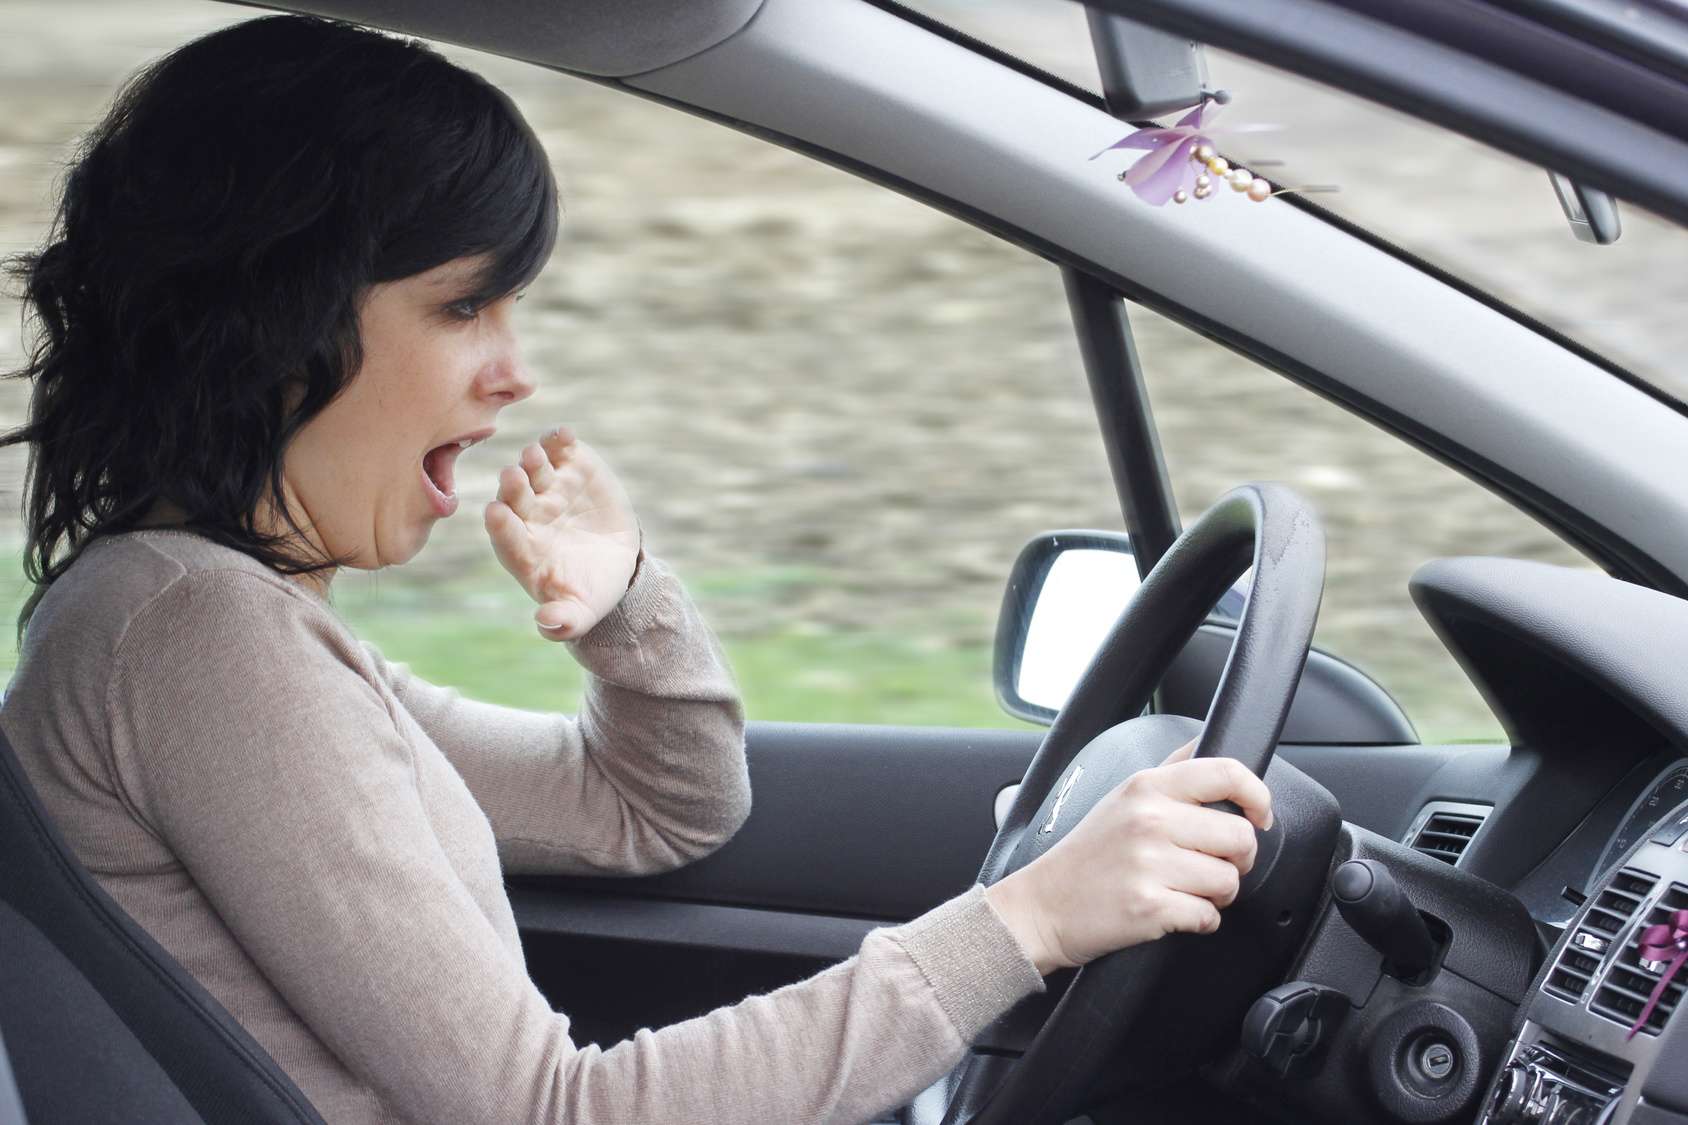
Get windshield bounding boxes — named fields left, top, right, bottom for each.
left=899, top=0, right=1688, bottom=406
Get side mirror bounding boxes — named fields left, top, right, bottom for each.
left=993, top=530, right=1247, bottom=723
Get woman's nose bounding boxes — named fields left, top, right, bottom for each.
left=479, top=359, right=536, bottom=406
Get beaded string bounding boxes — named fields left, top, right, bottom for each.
left=1090, top=97, right=1337, bottom=210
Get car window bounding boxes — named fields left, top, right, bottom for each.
left=0, top=6, right=1120, bottom=730
left=0, top=4, right=1602, bottom=743
left=1129, top=305, right=1596, bottom=744
left=330, top=39, right=1129, bottom=729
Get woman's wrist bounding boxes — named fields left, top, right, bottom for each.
left=983, top=870, right=1063, bottom=977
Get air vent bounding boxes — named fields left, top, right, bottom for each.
left=1405, top=802, right=1490, bottom=866
left=1592, top=881, right=1688, bottom=1036
left=1545, top=867, right=1657, bottom=1004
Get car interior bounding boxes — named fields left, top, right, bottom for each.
left=2, top=1, right=1687, bottom=1124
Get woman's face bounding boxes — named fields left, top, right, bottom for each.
left=279, top=255, right=537, bottom=575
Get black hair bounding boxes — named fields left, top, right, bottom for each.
left=1, top=14, right=559, bottom=640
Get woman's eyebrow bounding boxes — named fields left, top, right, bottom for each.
left=427, top=265, right=484, bottom=291
left=417, top=252, right=496, bottom=292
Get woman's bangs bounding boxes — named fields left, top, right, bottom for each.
left=375, top=81, right=559, bottom=298
left=446, top=94, right=559, bottom=303
left=479, top=155, right=557, bottom=302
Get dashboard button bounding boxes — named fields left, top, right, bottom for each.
left=1489, top=1062, right=1530, bottom=1123
left=1571, top=931, right=1609, bottom=955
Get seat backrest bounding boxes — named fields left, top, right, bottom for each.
left=0, top=725, right=325, bottom=1125
left=0, top=1024, right=28, bottom=1125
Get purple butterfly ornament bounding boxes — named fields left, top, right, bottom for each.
left=1090, top=101, right=1218, bottom=206
left=1090, top=101, right=1266, bottom=207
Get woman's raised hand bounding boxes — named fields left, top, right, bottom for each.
left=983, top=736, right=1273, bottom=975
left=483, top=425, right=643, bottom=642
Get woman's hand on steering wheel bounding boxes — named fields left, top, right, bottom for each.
left=484, top=424, right=644, bottom=642
left=984, top=737, right=1274, bottom=976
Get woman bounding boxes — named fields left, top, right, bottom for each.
left=0, top=15, right=1271, bottom=1125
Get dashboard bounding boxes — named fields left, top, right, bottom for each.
left=1506, top=754, right=1688, bottom=930
left=1596, top=765, right=1688, bottom=883
left=1477, top=788, right=1688, bottom=1125
left=1367, top=558, right=1688, bottom=1125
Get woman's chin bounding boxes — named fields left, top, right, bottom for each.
left=395, top=523, right=435, bottom=565
left=365, top=520, right=434, bottom=570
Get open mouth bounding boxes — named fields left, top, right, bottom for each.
left=421, top=429, right=493, bottom=518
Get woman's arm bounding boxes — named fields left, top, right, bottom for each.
left=108, top=570, right=1044, bottom=1125
left=360, top=552, right=752, bottom=876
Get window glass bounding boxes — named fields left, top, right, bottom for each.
left=0, top=4, right=1122, bottom=729
left=898, top=2, right=1688, bottom=402
left=0, top=5, right=1606, bottom=742
left=1130, top=305, right=1595, bottom=744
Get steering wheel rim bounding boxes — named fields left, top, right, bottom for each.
left=937, top=483, right=1327, bottom=1125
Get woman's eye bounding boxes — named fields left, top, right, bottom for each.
left=447, top=299, right=481, bottom=321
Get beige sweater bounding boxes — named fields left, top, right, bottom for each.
left=1, top=529, right=1045, bottom=1124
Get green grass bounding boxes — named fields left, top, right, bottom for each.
left=328, top=574, right=1028, bottom=728
left=0, top=555, right=1497, bottom=741
left=295, top=559, right=1031, bottom=727
left=0, top=554, right=1029, bottom=727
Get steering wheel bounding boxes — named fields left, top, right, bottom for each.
left=929, top=483, right=1340, bottom=1125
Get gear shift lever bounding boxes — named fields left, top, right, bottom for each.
left=1332, top=859, right=1440, bottom=978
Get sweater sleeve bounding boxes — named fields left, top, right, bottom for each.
left=360, top=554, right=752, bottom=876
left=105, top=570, right=1046, bottom=1125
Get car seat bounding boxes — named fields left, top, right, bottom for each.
left=0, top=724, right=325, bottom=1124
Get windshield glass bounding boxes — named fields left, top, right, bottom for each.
left=901, top=0, right=1688, bottom=404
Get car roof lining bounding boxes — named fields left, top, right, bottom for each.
left=219, top=0, right=767, bottom=78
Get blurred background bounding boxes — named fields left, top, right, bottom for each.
left=2, top=1, right=1681, bottom=742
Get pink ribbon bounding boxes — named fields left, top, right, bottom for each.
left=1627, top=908, right=1688, bottom=1040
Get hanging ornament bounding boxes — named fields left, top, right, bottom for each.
left=1091, top=98, right=1340, bottom=213
left=1088, top=99, right=1225, bottom=207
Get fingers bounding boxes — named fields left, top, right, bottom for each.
left=1160, top=737, right=1199, bottom=765
left=497, top=464, right=536, bottom=520
left=535, top=597, right=590, bottom=641
left=483, top=497, right=520, bottom=540
left=1167, top=805, right=1260, bottom=874
left=520, top=442, right=559, bottom=494
left=539, top=424, right=577, bottom=467
left=1158, top=846, right=1244, bottom=908
left=1158, top=889, right=1223, bottom=937
left=1145, top=756, right=1274, bottom=832
left=483, top=499, right=531, bottom=571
